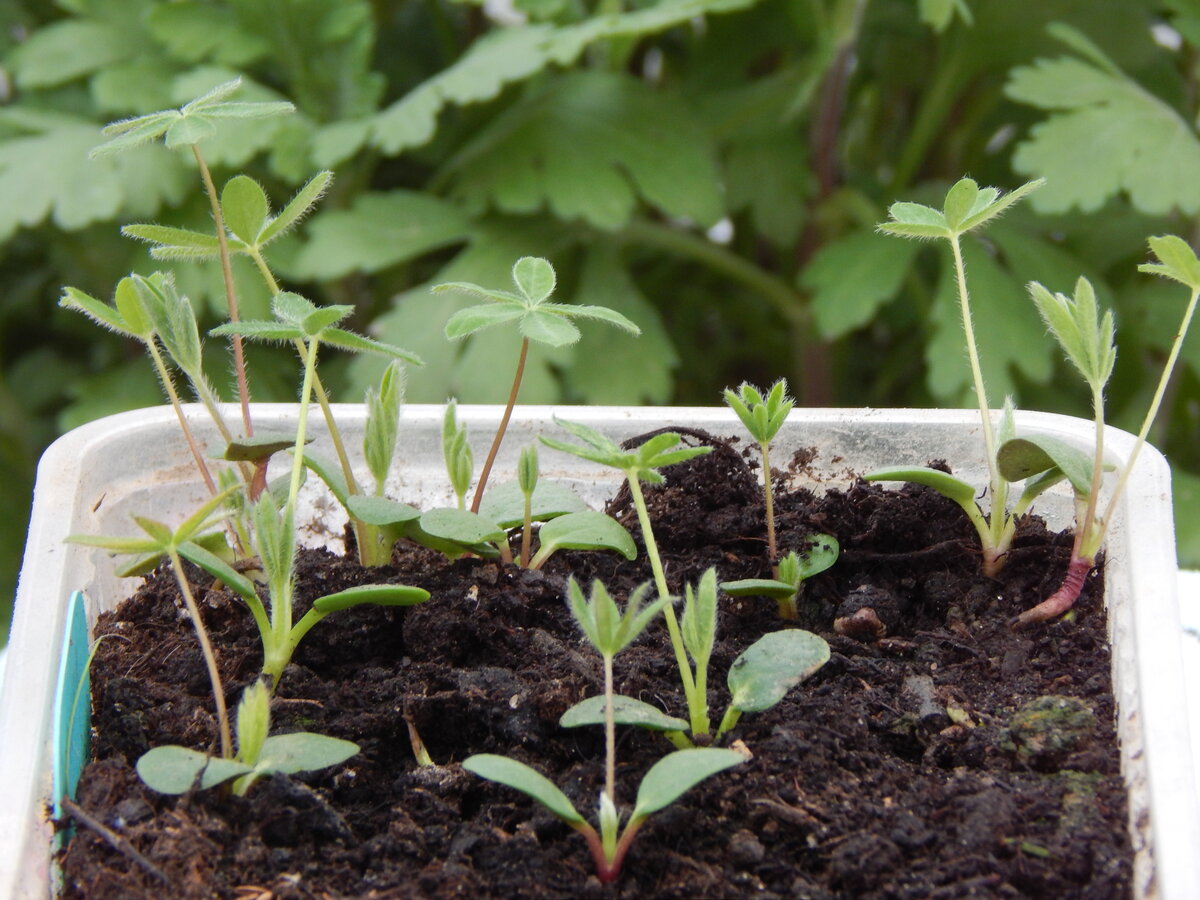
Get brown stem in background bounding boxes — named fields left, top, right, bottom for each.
left=470, top=338, right=529, bottom=514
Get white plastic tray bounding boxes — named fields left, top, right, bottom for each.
left=2, top=405, right=1195, bottom=898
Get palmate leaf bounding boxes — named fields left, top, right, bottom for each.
left=292, top=191, right=472, bottom=279
left=369, top=0, right=755, bottom=159
left=445, top=71, right=723, bottom=230
left=804, top=230, right=919, bottom=339
left=1006, top=24, right=1200, bottom=215
left=0, top=109, right=189, bottom=241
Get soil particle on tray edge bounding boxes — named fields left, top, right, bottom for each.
left=59, top=432, right=1132, bottom=899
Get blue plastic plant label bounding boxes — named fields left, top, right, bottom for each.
left=52, top=591, right=91, bottom=822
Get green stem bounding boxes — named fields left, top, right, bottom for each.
left=604, top=653, right=616, bottom=803
left=471, top=337, right=528, bottom=514
left=761, top=440, right=777, bottom=565
left=167, top=548, right=232, bottom=758
left=146, top=342, right=218, bottom=496
left=193, top=144, right=252, bottom=438
left=1093, top=284, right=1200, bottom=555
left=626, top=476, right=701, bottom=731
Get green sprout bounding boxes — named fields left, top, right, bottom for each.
left=720, top=535, right=840, bottom=619
left=999, top=235, right=1199, bottom=625
left=723, top=379, right=794, bottom=565
left=68, top=486, right=245, bottom=758
left=442, top=400, right=474, bottom=511
left=90, top=77, right=296, bottom=437
left=540, top=418, right=713, bottom=734
left=561, top=568, right=830, bottom=746
left=464, top=579, right=744, bottom=883
left=434, top=257, right=640, bottom=514
left=870, top=177, right=1044, bottom=576
left=136, top=679, right=358, bottom=796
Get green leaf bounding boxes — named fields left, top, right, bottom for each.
left=444, top=304, right=526, bottom=341
left=302, top=304, right=354, bottom=337
left=559, top=694, right=688, bottom=732
left=292, top=191, right=471, bottom=279
left=364, top=360, right=404, bottom=490
left=567, top=578, right=666, bottom=658
left=177, top=542, right=259, bottom=606
left=919, top=0, right=973, bottom=32
left=222, top=432, right=303, bottom=462
left=681, top=568, right=717, bottom=671
left=122, top=224, right=222, bottom=261
left=236, top=681, right=271, bottom=766
left=462, top=754, right=587, bottom=827
left=253, top=732, right=359, bottom=776
left=719, top=578, right=796, bottom=600
left=564, top=247, right=672, bottom=404
left=302, top=451, right=351, bottom=508
left=996, top=435, right=1095, bottom=496
left=165, top=116, right=217, bottom=149
left=513, top=257, right=556, bottom=303
left=726, top=629, right=830, bottom=714
left=863, top=466, right=978, bottom=506
left=418, top=508, right=507, bottom=546
left=1028, top=278, right=1115, bottom=391
left=312, top=584, right=429, bottom=613
left=320, top=328, right=424, bottom=365
left=59, top=286, right=141, bottom=340
left=344, top=495, right=422, bottom=527
left=531, top=511, right=637, bottom=563
left=1006, top=39, right=1200, bottom=214
left=1140, top=234, right=1200, bottom=291
left=0, top=111, right=188, bottom=240
left=942, top=178, right=979, bottom=231
left=221, top=175, right=270, bottom=245
left=477, top=481, right=587, bottom=528
left=371, top=0, right=756, bottom=156
left=445, top=71, right=723, bottom=230
left=805, top=231, right=919, bottom=339
left=788, top=534, right=839, bottom=580
left=630, top=747, right=746, bottom=820
left=259, top=171, right=333, bottom=246
left=10, top=20, right=131, bottom=88
left=137, top=746, right=253, bottom=794
left=520, top=309, right=581, bottom=347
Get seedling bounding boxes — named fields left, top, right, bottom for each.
left=464, top=578, right=744, bottom=883
left=68, top=486, right=246, bottom=757
left=723, top=379, right=794, bottom=564
left=434, top=257, right=640, bottom=513
left=90, top=77, right=296, bottom=436
left=137, top=679, right=358, bottom=796
left=999, top=236, right=1200, bottom=624
left=720, top=535, right=840, bottom=619
left=562, top=568, right=831, bottom=744
left=871, top=177, right=1044, bottom=576
left=540, top=418, right=713, bottom=733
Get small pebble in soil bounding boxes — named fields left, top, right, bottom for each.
left=729, top=829, right=766, bottom=867
left=833, top=584, right=903, bottom=640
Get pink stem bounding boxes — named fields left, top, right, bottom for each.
left=1013, top=555, right=1094, bottom=627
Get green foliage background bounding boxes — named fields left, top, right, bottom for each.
left=3, top=0, right=1199, bottom=642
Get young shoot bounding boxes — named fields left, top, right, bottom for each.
left=443, top=400, right=474, bottom=511
left=137, top=678, right=358, bottom=796
left=873, top=177, right=1044, bottom=576
left=723, top=379, right=794, bottom=564
left=68, top=486, right=245, bottom=758
left=720, top=535, right=839, bottom=619
left=434, top=257, right=640, bottom=513
left=91, top=77, right=297, bottom=436
left=1000, top=236, right=1199, bottom=624
left=540, top=418, right=712, bottom=733
left=464, top=578, right=744, bottom=883
left=197, top=492, right=430, bottom=689
left=561, top=568, right=831, bottom=745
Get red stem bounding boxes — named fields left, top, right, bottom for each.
left=1012, top=555, right=1094, bottom=627
left=470, top=338, right=528, bottom=514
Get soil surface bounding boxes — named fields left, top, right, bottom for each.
left=60, top=430, right=1132, bottom=898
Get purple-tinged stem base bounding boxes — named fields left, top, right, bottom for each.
left=1012, top=556, right=1094, bottom=628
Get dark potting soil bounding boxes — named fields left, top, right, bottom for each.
left=59, top=430, right=1132, bottom=899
